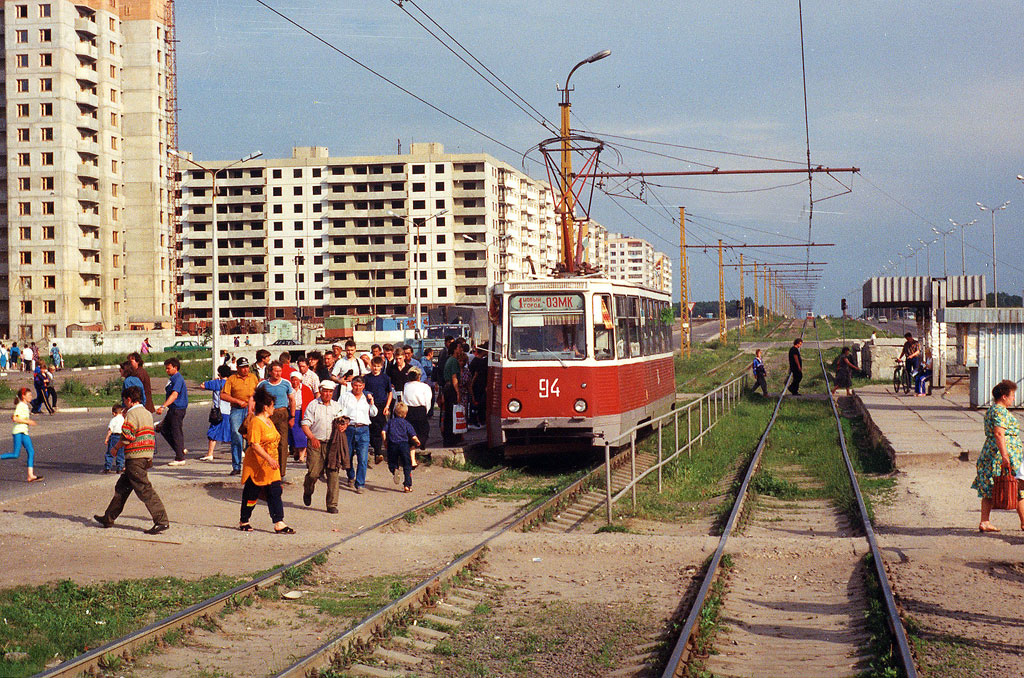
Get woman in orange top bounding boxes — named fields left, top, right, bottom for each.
left=239, top=388, right=295, bottom=534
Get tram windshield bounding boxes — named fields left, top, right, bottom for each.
left=508, top=293, right=587, bottom=361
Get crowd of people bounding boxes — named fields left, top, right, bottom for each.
left=81, top=336, right=487, bottom=535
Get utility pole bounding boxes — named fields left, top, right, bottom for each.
left=753, top=260, right=760, bottom=331
left=717, top=240, right=727, bottom=343
left=763, top=267, right=769, bottom=324
left=738, top=253, right=745, bottom=339
left=679, top=207, right=690, bottom=357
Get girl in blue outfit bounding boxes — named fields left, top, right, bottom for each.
left=200, top=364, right=234, bottom=461
left=2, top=387, right=42, bottom=482
left=751, top=349, right=768, bottom=397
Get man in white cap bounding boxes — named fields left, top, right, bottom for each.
left=300, top=380, right=345, bottom=513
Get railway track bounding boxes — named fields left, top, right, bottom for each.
left=660, top=319, right=916, bottom=678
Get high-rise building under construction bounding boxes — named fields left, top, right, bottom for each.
left=0, top=0, right=179, bottom=339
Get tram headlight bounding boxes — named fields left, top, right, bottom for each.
left=573, top=398, right=588, bottom=413
left=507, top=399, right=522, bottom=414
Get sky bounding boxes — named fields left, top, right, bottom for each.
left=176, top=1, right=1024, bottom=314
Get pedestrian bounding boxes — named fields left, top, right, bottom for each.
left=94, top=386, right=169, bottom=534
left=200, top=364, right=233, bottom=462
left=972, top=379, right=1023, bottom=533
left=253, top=349, right=271, bottom=381
left=458, top=348, right=472, bottom=425
left=420, top=347, right=435, bottom=388
left=363, top=356, right=392, bottom=465
left=334, top=339, right=366, bottom=387
left=9, top=342, right=20, bottom=371
left=787, top=338, right=803, bottom=396
left=402, top=367, right=432, bottom=460
left=899, top=332, right=921, bottom=378
left=288, top=371, right=315, bottom=464
left=279, top=351, right=295, bottom=380
left=220, top=357, right=258, bottom=476
left=468, top=345, right=488, bottom=428
left=387, top=350, right=412, bottom=397
left=384, top=402, right=421, bottom=492
left=120, top=361, right=145, bottom=407
left=140, top=338, right=152, bottom=354
left=127, top=352, right=155, bottom=413
left=22, top=343, right=33, bottom=372
left=245, top=336, right=251, bottom=347
left=308, top=350, right=328, bottom=382
left=914, top=351, right=933, bottom=397
left=297, top=357, right=319, bottom=394
left=103, top=404, right=125, bottom=474
left=43, top=362, right=58, bottom=411
left=257, top=361, right=295, bottom=479
left=382, top=343, right=396, bottom=372
left=0, top=342, right=7, bottom=371
left=832, top=347, right=857, bottom=398
left=238, top=388, right=294, bottom=534
left=441, top=342, right=465, bottom=447
left=339, top=376, right=377, bottom=493
left=2, top=387, right=42, bottom=482
left=156, top=357, right=188, bottom=466
left=31, top=361, right=54, bottom=415
left=751, top=349, right=768, bottom=397
left=50, top=343, right=63, bottom=370
left=300, top=380, right=345, bottom=513
left=234, top=337, right=240, bottom=348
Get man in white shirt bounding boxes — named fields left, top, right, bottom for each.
left=301, top=380, right=344, bottom=512
left=332, top=339, right=367, bottom=393
left=22, top=345, right=34, bottom=373
left=338, top=376, right=377, bottom=494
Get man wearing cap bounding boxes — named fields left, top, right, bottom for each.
left=301, top=380, right=344, bottom=512
left=221, top=357, right=258, bottom=475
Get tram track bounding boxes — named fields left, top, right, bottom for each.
left=659, top=320, right=916, bottom=678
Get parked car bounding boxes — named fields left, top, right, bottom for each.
left=163, top=340, right=206, bottom=352
left=271, top=339, right=299, bottom=346
left=877, top=316, right=888, bottom=323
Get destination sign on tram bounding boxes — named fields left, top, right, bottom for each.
left=510, top=294, right=584, bottom=313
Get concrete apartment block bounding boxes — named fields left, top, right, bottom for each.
left=1, top=0, right=176, bottom=340
left=176, top=142, right=567, bottom=331
left=607, top=233, right=673, bottom=293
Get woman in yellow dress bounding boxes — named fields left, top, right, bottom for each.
left=972, top=379, right=1023, bottom=532
left=239, top=388, right=295, bottom=534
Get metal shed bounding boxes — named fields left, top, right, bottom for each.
left=938, top=307, right=1024, bottom=408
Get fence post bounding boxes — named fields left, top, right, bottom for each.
left=699, top=397, right=704, bottom=447
left=674, top=409, right=679, bottom=457
left=604, top=441, right=613, bottom=525
left=630, top=430, right=637, bottom=510
left=657, top=419, right=663, bottom=493
left=687, top=406, right=692, bottom=458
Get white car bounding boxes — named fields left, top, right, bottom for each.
left=878, top=316, right=888, bottom=323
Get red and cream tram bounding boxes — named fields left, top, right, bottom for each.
left=485, top=278, right=675, bottom=456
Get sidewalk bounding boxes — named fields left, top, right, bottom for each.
left=853, top=384, right=1021, bottom=466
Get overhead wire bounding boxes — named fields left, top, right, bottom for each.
left=255, top=0, right=525, bottom=158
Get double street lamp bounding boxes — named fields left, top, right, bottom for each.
left=170, top=149, right=263, bottom=377
left=976, top=200, right=1010, bottom=307
left=386, top=208, right=449, bottom=339
left=948, top=218, right=976, bottom=275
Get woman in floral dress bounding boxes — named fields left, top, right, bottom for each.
left=972, top=379, right=1023, bottom=532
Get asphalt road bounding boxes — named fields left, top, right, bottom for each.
left=0, top=406, right=218, bottom=503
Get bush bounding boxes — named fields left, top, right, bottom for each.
left=99, top=378, right=124, bottom=397
left=58, top=378, right=93, bottom=396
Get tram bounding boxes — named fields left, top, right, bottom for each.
left=485, top=278, right=675, bottom=456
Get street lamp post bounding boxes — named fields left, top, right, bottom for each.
left=932, top=227, right=955, bottom=277
left=948, top=218, right=976, bottom=276
left=387, top=208, right=449, bottom=339
left=977, top=200, right=1010, bottom=307
left=907, top=244, right=917, bottom=276
left=170, top=149, right=262, bottom=377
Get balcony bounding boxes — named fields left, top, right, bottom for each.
left=77, top=163, right=100, bottom=181
left=75, top=16, right=98, bottom=36
left=78, top=114, right=100, bottom=132
left=78, top=136, right=99, bottom=153
left=76, top=309, right=103, bottom=324
left=77, top=187, right=100, bottom=203
left=76, top=65, right=98, bottom=84
left=79, top=284, right=102, bottom=300
left=220, top=261, right=264, bottom=274
left=76, top=90, right=99, bottom=108
left=78, top=234, right=102, bottom=251
left=77, top=42, right=99, bottom=61
left=79, top=259, right=102, bottom=275
left=78, top=211, right=100, bottom=227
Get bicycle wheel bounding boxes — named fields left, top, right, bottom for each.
left=893, top=367, right=903, bottom=393
left=903, top=368, right=914, bottom=394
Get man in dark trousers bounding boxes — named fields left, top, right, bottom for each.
left=787, top=338, right=803, bottom=395
left=156, top=357, right=188, bottom=465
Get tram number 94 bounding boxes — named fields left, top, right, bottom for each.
left=538, top=378, right=560, bottom=398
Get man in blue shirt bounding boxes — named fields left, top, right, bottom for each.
left=156, top=357, right=188, bottom=465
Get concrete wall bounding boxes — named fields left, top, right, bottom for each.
left=862, top=339, right=905, bottom=379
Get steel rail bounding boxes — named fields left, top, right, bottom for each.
left=34, top=466, right=509, bottom=678
left=659, top=319, right=807, bottom=677
left=272, top=446, right=638, bottom=677
left=813, top=324, right=918, bottom=677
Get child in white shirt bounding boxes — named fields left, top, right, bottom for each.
left=103, top=404, right=125, bottom=473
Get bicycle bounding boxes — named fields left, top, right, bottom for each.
left=892, top=359, right=913, bottom=394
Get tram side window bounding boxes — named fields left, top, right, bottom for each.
left=660, top=301, right=670, bottom=352
left=614, top=294, right=630, bottom=358
left=594, top=294, right=614, bottom=360
left=628, top=296, right=641, bottom=357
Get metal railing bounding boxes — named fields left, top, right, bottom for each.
left=601, top=372, right=748, bottom=523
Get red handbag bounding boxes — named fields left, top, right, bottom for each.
left=992, top=466, right=1019, bottom=511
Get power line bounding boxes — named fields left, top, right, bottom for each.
left=588, top=131, right=807, bottom=166
left=255, top=0, right=524, bottom=158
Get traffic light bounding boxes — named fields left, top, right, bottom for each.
left=841, top=298, right=847, bottom=312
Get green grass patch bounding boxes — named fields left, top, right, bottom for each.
left=0, top=574, right=243, bottom=677
left=750, top=469, right=801, bottom=499
left=296, top=575, right=412, bottom=619
left=595, top=523, right=635, bottom=534
left=675, top=343, right=745, bottom=393
left=860, top=552, right=905, bottom=678
left=905, top=615, right=985, bottom=677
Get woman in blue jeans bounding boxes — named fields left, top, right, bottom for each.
left=2, top=388, right=42, bottom=482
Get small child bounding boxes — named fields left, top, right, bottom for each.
left=383, top=402, right=420, bottom=492
left=103, top=404, right=125, bottom=473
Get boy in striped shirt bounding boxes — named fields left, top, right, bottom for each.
left=94, top=386, right=170, bottom=535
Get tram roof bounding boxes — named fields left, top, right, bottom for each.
left=494, top=277, right=670, bottom=299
